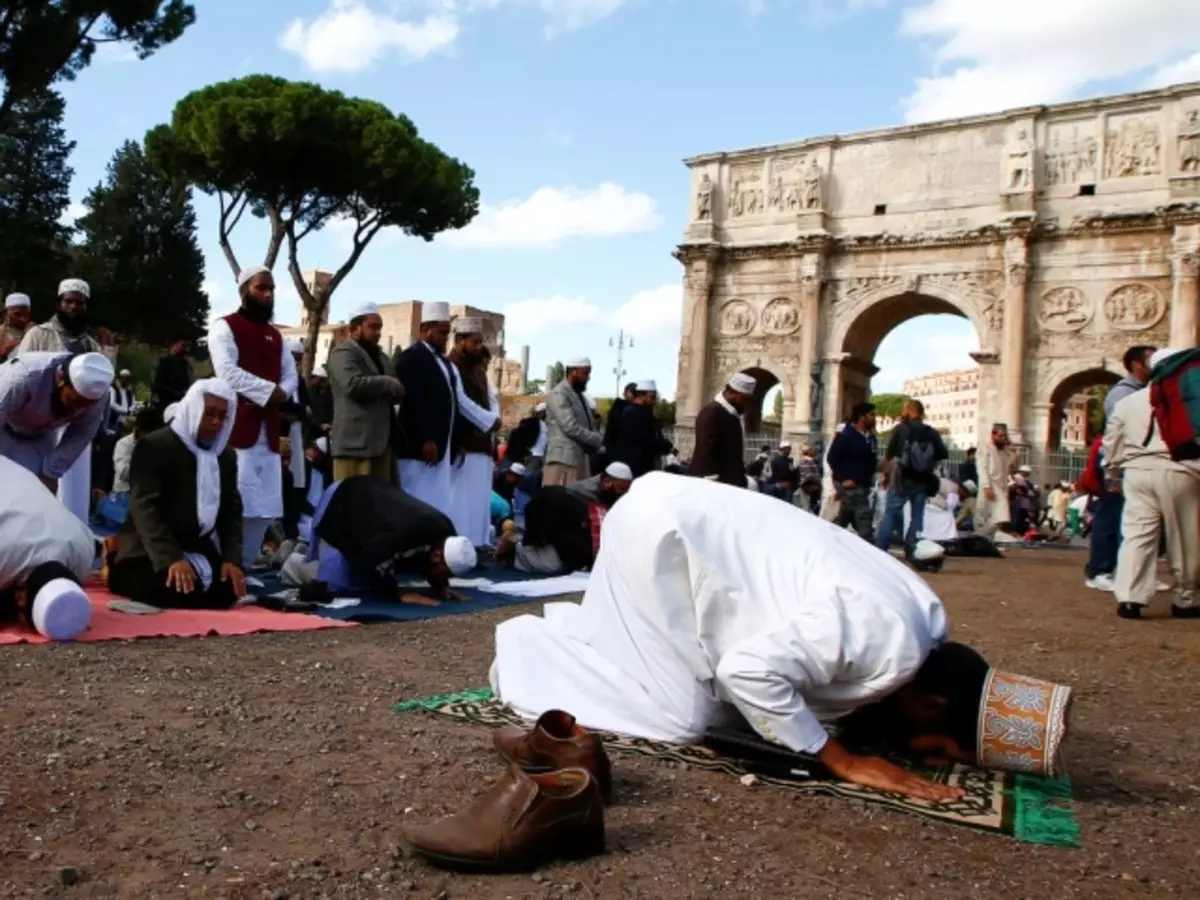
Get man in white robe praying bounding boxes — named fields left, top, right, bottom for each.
left=447, top=319, right=501, bottom=546
left=492, top=472, right=985, bottom=801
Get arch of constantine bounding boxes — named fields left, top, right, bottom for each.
left=672, top=83, right=1200, bottom=452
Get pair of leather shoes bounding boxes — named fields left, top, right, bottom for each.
left=403, top=710, right=612, bottom=872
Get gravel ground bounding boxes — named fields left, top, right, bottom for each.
left=2, top=548, right=1198, bottom=899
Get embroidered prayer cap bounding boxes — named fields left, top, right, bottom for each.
left=285, top=339, right=305, bottom=356
left=564, top=356, right=591, bottom=369
left=315, top=436, right=330, bottom=453
left=32, top=578, right=92, bottom=641
left=453, top=316, right=484, bottom=336
left=604, top=461, right=633, bottom=481
left=163, top=402, right=180, bottom=424
left=348, top=301, right=379, bottom=321
left=237, top=265, right=271, bottom=289
left=1150, top=347, right=1185, bottom=370
left=976, top=668, right=1073, bottom=777
left=67, top=353, right=115, bottom=400
left=509, top=462, right=527, bottom=476
left=58, top=278, right=90, bottom=298
left=912, top=539, right=945, bottom=562
left=5, top=292, right=30, bottom=309
left=420, top=301, right=451, bottom=324
left=727, top=373, right=756, bottom=395
left=635, top=379, right=657, bottom=392
left=442, top=535, right=477, bottom=576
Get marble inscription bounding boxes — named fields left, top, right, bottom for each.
left=1037, top=286, right=1093, bottom=332
left=1103, top=283, right=1165, bottom=330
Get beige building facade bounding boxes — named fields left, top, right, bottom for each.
left=674, top=83, right=1200, bottom=451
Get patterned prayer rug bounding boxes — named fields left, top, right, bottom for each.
left=394, top=688, right=1079, bottom=847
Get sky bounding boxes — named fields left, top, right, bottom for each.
left=54, top=0, right=1200, bottom=402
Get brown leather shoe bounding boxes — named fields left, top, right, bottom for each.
left=494, top=709, right=613, bottom=804
left=403, top=765, right=605, bottom=872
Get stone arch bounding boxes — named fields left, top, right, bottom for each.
left=1040, top=359, right=1123, bottom=451
left=740, top=366, right=781, bottom=433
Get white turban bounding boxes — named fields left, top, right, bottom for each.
left=171, top=378, right=238, bottom=536
left=565, top=356, right=591, bottom=368
left=453, top=316, right=484, bottom=336
left=348, top=301, right=379, bottom=321
left=604, top=461, right=633, bottom=481
left=5, top=292, right=30, bottom=309
left=32, top=578, right=92, bottom=641
left=442, top=535, right=477, bottom=576
left=315, top=436, right=330, bottom=453
left=509, top=462, right=527, bottom=476
left=237, top=265, right=270, bottom=289
left=912, top=539, right=946, bottom=563
left=285, top=339, right=304, bottom=356
left=67, top=353, right=114, bottom=400
left=728, top=373, right=756, bottom=395
left=635, top=379, right=657, bottom=392
left=163, top=402, right=180, bottom=424
left=420, top=301, right=450, bottom=324
left=1150, top=347, right=1185, bottom=370
left=58, top=278, right=89, bottom=298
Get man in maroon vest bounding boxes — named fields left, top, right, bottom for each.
left=207, top=266, right=299, bottom=574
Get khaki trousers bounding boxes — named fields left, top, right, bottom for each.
left=973, top=491, right=1010, bottom=537
left=542, top=461, right=585, bottom=487
left=1114, top=467, right=1200, bottom=608
left=333, top=449, right=397, bottom=485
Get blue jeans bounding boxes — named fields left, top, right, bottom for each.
left=875, top=485, right=928, bottom=559
left=1085, top=489, right=1123, bottom=578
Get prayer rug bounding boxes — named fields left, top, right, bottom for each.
left=394, top=688, right=1080, bottom=848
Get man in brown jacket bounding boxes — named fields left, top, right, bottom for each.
left=689, top=372, right=756, bottom=487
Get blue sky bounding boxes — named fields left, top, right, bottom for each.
left=56, top=0, right=1200, bottom=402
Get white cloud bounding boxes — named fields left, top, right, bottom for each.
left=610, top=283, right=682, bottom=339
left=279, top=0, right=458, bottom=74
left=897, top=1, right=1200, bottom=122
left=443, top=182, right=661, bottom=249
left=466, top=0, right=624, bottom=36
left=1148, top=51, right=1200, bottom=89
left=501, top=295, right=604, bottom=337
left=873, top=316, right=979, bottom=392
left=59, top=203, right=87, bottom=227
left=93, top=41, right=138, bottom=64
left=203, top=278, right=238, bottom=322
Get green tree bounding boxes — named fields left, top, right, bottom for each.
left=0, top=88, right=74, bottom=312
left=653, top=400, right=677, bottom=426
left=74, top=140, right=208, bottom=344
left=526, top=378, right=545, bottom=394
left=550, top=361, right=565, bottom=387
left=146, top=75, right=479, bottom=372
left=0, top=1, right=195, bottom=129
left=764, top=389, right=783, bottom=423
left=869, top=392, right=911, bottom=420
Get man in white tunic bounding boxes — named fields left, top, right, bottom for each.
left=492, top=473, right=989, bottom=801
left=207, top=266, right=299, bottom=570
left=447, top=318, right=501, bottom=546
left=0, top=352, right=113, bottom=497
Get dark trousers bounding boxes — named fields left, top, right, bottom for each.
left=93, top=432, right=118, bottom=494
left=876, top=484, right=928, bottom=559
left=1085, top=489, right=1124, bottom=578
left=108, top=541, right=237, bottom=610
left=282, top=469, right=302, bottom=541
left=833, top=486, right=875, bottom=541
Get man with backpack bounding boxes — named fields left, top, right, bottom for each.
left=875, top=399, right=948, bottom=566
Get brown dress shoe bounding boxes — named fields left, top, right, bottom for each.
left=494, top=710, right=614, bottom=804
left=403, top=765, right=604, bottom=872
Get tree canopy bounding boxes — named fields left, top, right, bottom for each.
left=869, top=392, right=911, bottom=420
left=0, top=1, right=195, bottom=129
left=146, top=74, right=479, bottom=370
left=74, top=140, right=209, bottom=344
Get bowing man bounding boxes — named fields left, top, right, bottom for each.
left=490, top=473, right=987, bottom=802
left=108, top=379, right=246, bottom=609
left=0, top=351, right=113, bottom=496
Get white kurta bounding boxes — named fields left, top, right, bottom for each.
left=904, top=479, right=960, bottom=542
left=57, top=442, right=91, bottom=526
left=491, top=472, right=948, bottom=754
left=0, top=456, right=94, bottom=590
left=207, top=318, right=298, bottom=519
left=449, top=384, right=500, bottom=546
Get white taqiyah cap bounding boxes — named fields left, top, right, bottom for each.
left=962, top=479, right=977, bottom=493
left=5, top=292, right=30, bottom=309
left=453, top=316, right=484, bottom=335
left=728, top=373, right=756, bottom=394
left=565, top=356, right=591, bottom=368
left=635, top=379, right=657, bottom=392
left=285, top=339, right=304, bottom=356
left=779, top=441, right=792, bottom=450
left=913, top=539, right=946, bottom=563
left=1150, top=347, right=1185, bottom=369
left=314, top=436, right=329, bottom=453
left=32, top=578, right=92, bottom=641
left=534, top=402, right=546, bottom=412
left=348, top=301, right=379, bottom=321
left=442, top=535, right=477, bottom=576
left=163, top=402, right=180, bottom=423
left=312, top=364, right=328, bottom=378
left=1018, top=464, right=1032, bottom=473
left=420, top=301, right=451, bottom=324
left=67, top=353, right=114, bottom=400
left=604, top=461, right=633, bottom=481
left=118, top=369, right=131, bottom=377
left=509, top=462, right=527, bottom=476
left=57, top=278, right=89, bottom=298
left=237, top=265, right=270, bottom=288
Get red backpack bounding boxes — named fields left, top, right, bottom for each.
left=1146, top=349, right=1200, bottom=462
left=1075, top=435, right=1105, bottom=495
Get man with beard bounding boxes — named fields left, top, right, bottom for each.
left=612, top=380, right=672, bottom=477
left=327, top=301, right=404, bottom=484
left=447, top=319, right=501, bottom=546
left=543, top=358, right=603, bottom=487
left=689, top=373, right=756, bottom=486
left=207, top=266, right=299, bottom=572
left=1, top=293, right=33, bottom=363
left=494, top=462, right=633, bottom=575
left=975, top=423, right=1019, bottom=537
left=150, top=337, right=194, bottom=411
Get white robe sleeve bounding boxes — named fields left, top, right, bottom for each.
left=46, top=400, right=107, bottom=480
left=278, top=338, right=298, bottom=398
left=207, top=319, right=278, bottom=407
left=456, top=377, right=499, bottom=431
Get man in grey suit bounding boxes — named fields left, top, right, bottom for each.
left=326, top=302, right=405, bottom=485
left=542, top=357, right=603, bottom=487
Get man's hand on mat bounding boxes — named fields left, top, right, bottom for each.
left=819, top=738, right=964, bottom=803
left=221, top=564, right=246, bottom=598
left=399, top=591, right=440, bottom=607
left=166, top=560, right=197, bottom=594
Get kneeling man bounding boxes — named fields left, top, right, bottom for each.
left=492, top=473, right=999, bottom=801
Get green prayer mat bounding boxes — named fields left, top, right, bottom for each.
left=395, top=688, right=1079, bottom=848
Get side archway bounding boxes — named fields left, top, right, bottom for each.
left=1043, top=362, right=1122, bottom=451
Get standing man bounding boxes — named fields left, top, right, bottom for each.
left=1104, top=345, right=1157, bottom=419
left=601, top=382, right=637, bottom=467
left=393, top=301, right=497, bottom=515
left=612, top=379, right=672, bottom=478
left=326, top=301, right=403, bottom=483
left=96, top=368, right=136, bottom=493
left=207, top=265, right=299, bottom=572
left=825, top=402, right=879, bottom=540
left=1, top=293, right=32, bottom=363
left=689, top=373, right=756, bottom=486
left=975, top=423, right=1018, bottom=538
left=150, top=337, right=194, bottom=411
left=875, top=399, right=948, bottom=561
left=957, top=447, right=978, bottom=489
left=448, top=318, right=500, bottom=546
left=542, top=358, right=602, bottom=487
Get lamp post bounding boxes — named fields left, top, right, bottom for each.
left=610, top=330, right=633, bottom=397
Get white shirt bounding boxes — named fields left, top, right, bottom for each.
left=207, top=318, right=299, bottom=440
left=531, top=420, right=548, bottom=457
left=112, top=433, right=136, bottom=493
left=0, top=455, right=94, bottom=590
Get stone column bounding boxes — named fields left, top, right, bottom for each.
left=793, top=267, right=824, bottom=434
left=999, top=235, right=1030, bottom=441
left=679, top=249, right=718, bottom=418
left=1170, top=225, right=1200, bottom=349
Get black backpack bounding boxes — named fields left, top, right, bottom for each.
left=900, top=425, right=939, bottom=475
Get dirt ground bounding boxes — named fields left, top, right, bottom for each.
left=2, top=548, right=1198, bottom=899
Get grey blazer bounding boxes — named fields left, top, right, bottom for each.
left=544, top=379, right=601, bottom=468
left=326, top=339, right=402, bottom=459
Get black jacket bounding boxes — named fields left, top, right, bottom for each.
left=523, top=486, right=594, bottom=572
left=392, top=342, right=457, bottom=462
left=506, top=416, right=540, bottom=463
left=612, top=402, right=671, bottom=477
left=151, top=354, right=193, bottom=408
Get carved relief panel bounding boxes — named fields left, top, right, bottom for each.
left=1103, top=282, right=1166, bottom=330
left=1037, top=286, right=1093, bottom=332
left=694, top=172, right=714, bottom=221
left=726, top=163, right=765, bottom=218
left=760, top=297, right=802, bottom=335
left=1042, top=121, right=1099, bottom=186
left=1104, top=115, right=1162, bottom=178
left=767, top=156, right=804, bottom=212
left=1178, top=109, right=1200, bottom=174
left=716, top=299, right=756, bottom=337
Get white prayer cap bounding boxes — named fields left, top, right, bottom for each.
left=420, top=301, right=451, bottom=324
left=779, top=441, right=792, bottom=450
left=315, top=436, right=329, bottom=453
left=237, top=265, right=271, bottom=289
left=1150, top=347, right=1185, bottom=369
left=727, top=373, right=756, bottom=395
left=32, top=578, right=92, bottom=641
left=564, top=356, right=591, bottom=368
left=1018, top=464, right=1032, bottom=474
left=58, top=278, right=89, bottom=298
left=534, top=402, right=546, bottom=412
left=635, top=379, right=657, bottom=392
left=453, top=316, right=484, bottom=336
left=604, top=461, right=633, bottom=481
left=67, top=353, right=114, bottom=400
left=5, top=292, right=30, bottom=309
left=312, top=364, right=328, bottom=379
left=118, top=369, right=132, bottom=378
left=509, top=462, right=527, bottom=476
left=348, top=301, right=379, bottom=321
left=441, top=535, right=477, bottom=576
left=163, top=402, right=180, bottom=423
left=962, top=479, right=977, bottom=493
left=913, top=539, right=945, bottom=563
left=285, top=339, right=304, bottom=356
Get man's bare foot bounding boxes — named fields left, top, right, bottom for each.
left=399, top=592, right=440, bottom=607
